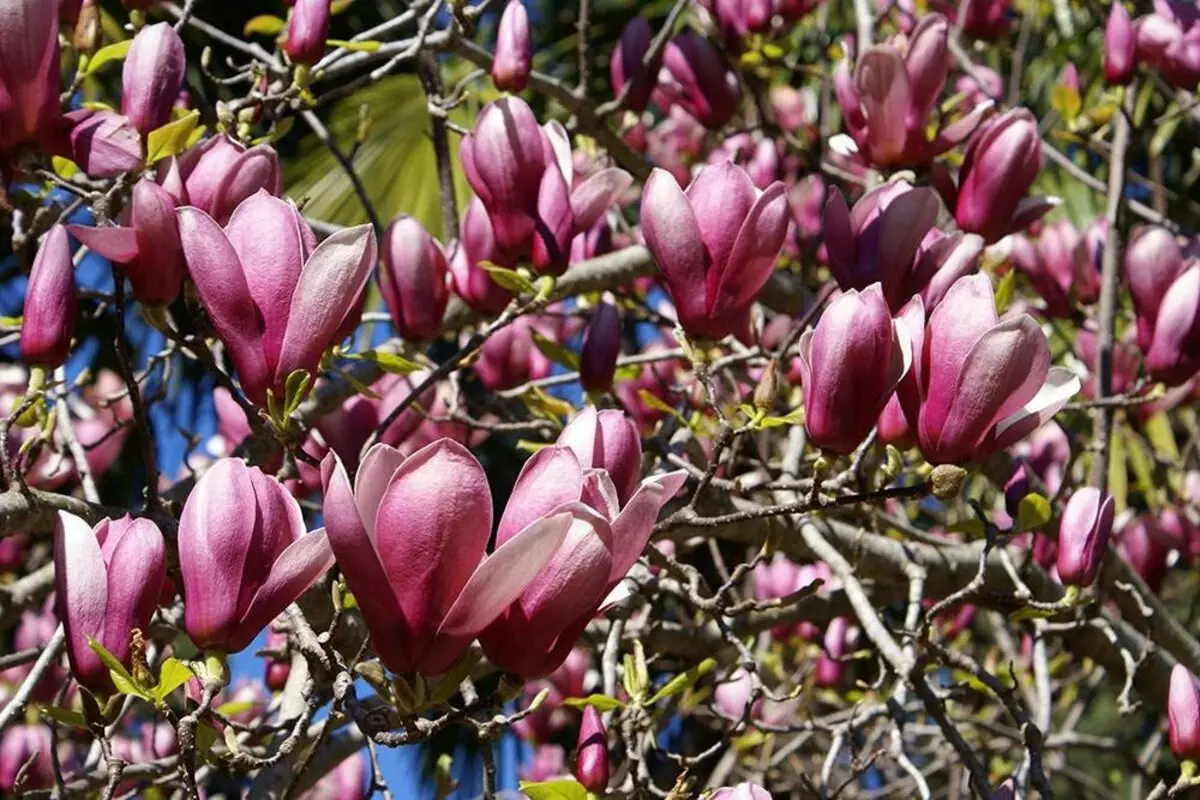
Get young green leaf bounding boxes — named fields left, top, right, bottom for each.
left=646, top=658, right=716, bottom=705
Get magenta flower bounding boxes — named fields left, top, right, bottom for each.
left=712, top=783, right=773, bottom=800
left=1106, top=2, right=1137, bottom=85
left=176, top=191, right=376, bottom=406
left=179, top=458, right=333, bottom=653
left=21, top=225, right=76, bottom=370
left=1170, top=664, right=1200, bottom=760
left=1055, top=488, right=1115, bottom=588
left=897, top=274, right=1080, bottom=464
left=380, top=215, right=450, bottom=343
left=1010, top=218, right=1101, bottom=318
left=492, top=1, right=531, bottom=92
left=166, top=135, right=282, bottom=225
left=580, top=300, right=621, bottom=393
left=54, top=512, right=166, bottom=695
left=448, top=196, right=516, bottom=315
left=654, top=32, right=740, bottom=130
left=575, top=706, right=610, bottom=793
left=68, top=177, right=186, bottom=306
left=64, top=109, right=144, bottom=178
left=480, top=409, right=686, bottom=678
left=0, top=0, right=61, bottom=154
left=122, top=23, right=185, bottom=136
left=1135, top=2, right=1200, bottom=89
left=640, top=162, right=789, bottom=342
left=609, top=17, right=661, bottom=113
left=460, top=97, right=631, bottom=274
left=834, top=15, right=989, bottom=169
left=321, top=440, right=577, bottom=675
left=286, top=0, right=330, bottom=66
left=1124, top=226, right=1200, bottom=386
left=937, top=108, right=1055, bottom=244
left=823, top=181, right=984, bottom=312
left=797, top=284, right=910, bottom=454
left=0, top=725, right=55, bottom=792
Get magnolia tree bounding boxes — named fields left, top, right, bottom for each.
left=1, top=0, right=1199, bottom=797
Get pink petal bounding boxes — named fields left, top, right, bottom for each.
left=570, top=168, right=633, bottom=232
left=231, top=530, right=333, bottom=653
left=176, top=206, right=270, bottom=403
left=276, top=224, right=377, bottom=386
left=353, top=444, right=407, bottom=540
left=496, top=446, right=584, bottom=545
left=54, top=512, right=108, bottom=685
left=641, top=169, right=709, bottom=330
left=66, top=225, right=140, bottom=263
left=856, top=47, right=911, bottom=165
left=608, top=470, right=687, bottom=584
left=713, top=181, right=790, bottom=314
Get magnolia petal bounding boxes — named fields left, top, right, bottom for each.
left=352, top=444, right=408, bottom=541
left=570, top=168, right=633, bottom=233
left=66, top=225, right=140, bottom=263
left=990, top=367, right=1081, bottom=451
left=232, top=530, right=333, bottom=654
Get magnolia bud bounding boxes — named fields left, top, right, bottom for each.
left=286, top=0, right=330, bottom=67
left=72, top=0, right=101, bottom=55
left=1055, top=488, right=1115, bottom=588
left=930, top=465, right=967, bottom=501
left=21, top=226, right=77, bottom=369
left=1105, top=3, right=1136, bottom=86
left=122, top=23, right=186, bottom=136
left=579, top=300, right=621, bottom=393
left=753, top=359, right=780, bottom=411
left=492, top=1, right=531, bottom=92
left=575, top=706, right=610, bottom=793
left=1171, top=664, right=1200, bottom=761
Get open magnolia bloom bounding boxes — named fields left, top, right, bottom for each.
left=321, top=439, right=580, bottom=676
left=176, top=191, right=376, bottom=409
left=480, top=409, right=687, bottom=679
left=896, top=274, right=1081, bottom=464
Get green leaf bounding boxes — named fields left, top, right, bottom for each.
left=351, top=349, right=423, bottom=375
left=87, top=636, right=141, bottom=692
left=518, top=779, right=589, bottom=800
left=1124, top=426, right=1159, bottom=512
left=213, top=700, right=257, bottom=719
left=326, top=39, right=382, bottom=53
left=520, top=387, right=574, bottom=420
left=563, top=693, right=625, bottom=712
left=993, top=269, right=1016, bottom=314
left=37, top=705, right=88, bottom=729
left=636, top=389, right=688, bottom=426
left=83, top=40, right=132, bottom=76
left=51, top=156, right=79, bottom=180
left=1109, top=423, right=1128, bottom=513
left=251, top=116, right=296, bottom=146
left=1015, top=493, right=1051, bottom=533
left=145, top=111, right=202, bottom=166
left=531, top=330, right=580, bottom=370
left=283, top=74, right=473, bottom=239
left=948, top=517, right=986, bottom=538
left=283, top=368, right=314, bottom=416
left=1150, top=113, right=1182, bottom=159
left=153, top=658, right=195, bottom=704
left=481, top=263, right=537, bottom=296
left=243, top=15, right=287, bottom=37
left=647, top=658, right=716, bottom=705
left=1050, top=84, right=1081, bottom=122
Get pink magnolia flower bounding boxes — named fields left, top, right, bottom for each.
left=1123, top=226, right=1200, bottom=386
left=177, top=191, right=376, bottom=406
left=1170, top=664, right=1200, bottom=760
left=320, top=440, right=576, bottom=676
left=492, top=1, right=531, bottom=92
left=937, top=108, right=1055, bottom=244
left=1135, top=1, right=1200, bottom=89
left=480, top=409, right=687, bottom=678
left=64, top=109, right=144, bottom=178
left=0, top=0, right=61, bottom=154
left=380, top=215, right=450, bottom=343
left=54, top=512, right=166, bottom=695
left=122, top=22, right=185, bottom=136
left=0, top=725, right=54, bottom=792
left=1055, top=488, right=1115, bottom=588
left=449, top=196, right=516, bottom=315
left=179, top=458, right=334, bottom=653
left=575, top=706, right=609, bottom=793
left=1106, top=2, right=1137, bottom=85
left=798, top=284, right=910, bottom=454
left=609, top=17, right=661, bottom=112
left=654, top=32, right=741, bottom=130
left=286, top=0, right=330, bottom=66
left=834, top=15, right=990, bottom=169
left=712, top=782, right=772, bottom=800
left=897, top=274, right=1080, bottom=464
left=165, top=135, right=282, bottom=224
left=20, top=225, right=76, bottom=369
left=580, top=300, right=622, bottom=393
left=823, top=181, right=983, bottom=312
left=640, top=162, right=789, bottom=341
left=460, top=97, right=631, bottom=274
left=1010, top=218, right=1101, bottom=318
left=69, top=176, right=186, bottom=306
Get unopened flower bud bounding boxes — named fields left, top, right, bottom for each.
left=1170, top=664, right=1200, bottom=761
left=286, top=0, right=330, bottom=67
left=21, top=226, right=77, bottom=369
left=492, top=1, right=531, bottom=92
left=575, top=706, right=610, bottom=793
left=930, top=464, right=967, bottom=501
left=753, top=359, right=780, bottom=411
left=1055, top=488, right=1114, bottom=588
left=580, top=299, right=621, bottom=393
left=73, top=0, right=101, bottom=55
